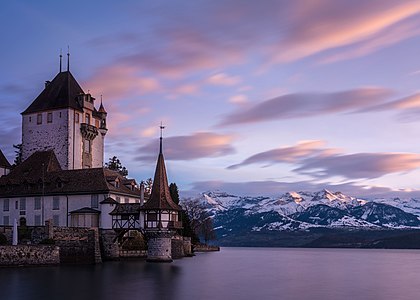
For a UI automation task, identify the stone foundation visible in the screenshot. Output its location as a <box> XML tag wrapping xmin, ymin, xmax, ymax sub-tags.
<box><xmin>100</xmin><ymin>229</ymin><xmax>119</xmax><ymax>260</ymax></box>
<box><xmin>0</xmin><ymin>245</ymin><xmax>59</xmax><ymax>266</ymax></box>
<box><xmin>146</xmin><ymin>231</ymin><xmax>173</xmax><ymax>262</ymax></box>
<box><xmin>171</xmin><ymin>235</ymin><xmax>184</xmax><ymax>259</ymax></box>
<box><xmin>183</xmin><ymin>237</ymin><xmax>193</xmax><ymax>256</ymax></box>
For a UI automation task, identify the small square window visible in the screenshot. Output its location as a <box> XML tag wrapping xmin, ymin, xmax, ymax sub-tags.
<box><xmin>34</xmin><ymin>197</ymin><xmax>41</xmax><ymax>210</ymax></box>
<box><xmin>91</xmin><ymin>195</ymin><xmax>99</xmax><ymax>208</ymax></box>
<box><xmin>20</xmin><ymin>198</ymin><xmax>26</xmax><ymax>210</ymax></box>
<box><xmin>53</xmin><ymin>196</ymin><xmax>60</xmax><ymax>210</ymax></box>
<box><xmin>3</xmin><ymin>199</ymin><xmax>9</xmax><ymax>211</ymax></box>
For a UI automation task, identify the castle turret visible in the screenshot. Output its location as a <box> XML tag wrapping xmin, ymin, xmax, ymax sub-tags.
<box><xmin>142</xmin><ymin>125</ymin><xmax>182</xmax><ymax>262</ymax></box>
<box><xmin>98</xmin><ymin>98</ymin><xmax>108</xmax><ymax>136</ymax></box>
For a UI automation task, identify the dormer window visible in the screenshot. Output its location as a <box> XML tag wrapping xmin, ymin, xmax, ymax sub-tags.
<box><xmin>115</xmin><ymin>179</ymin><xmax>120</xmax><ymax>188</ymax></box>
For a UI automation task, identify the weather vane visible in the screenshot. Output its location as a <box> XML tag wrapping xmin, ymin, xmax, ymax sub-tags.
<box><xmin>160</xmin><ymin>121</ymin><xmax>165</xmax><ymax>138</ymax></box>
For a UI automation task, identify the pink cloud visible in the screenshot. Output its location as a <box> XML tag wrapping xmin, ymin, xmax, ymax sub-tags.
<box><xmin>207</xmin><ymin>73</ymin><xmax>241</xmax><ymax>86</ymax></box>
<box><xmin>272</xmin><ymin>0</ymin><xmax>420</xmax><ymax>62</ymax></box>
<box><xmin>228</xmin><ymin>140</ymin><xmax>327</xmax><ymax>169</ymax></box>
<box><xmin>295</xmin><ymin>152</ymin><xmax>420</xmax><ymax>179</ymax></box>
<box><xmin>83</xmin><ymin>65</ymin><xmax>160</xmax><ymax>100</ymax></box>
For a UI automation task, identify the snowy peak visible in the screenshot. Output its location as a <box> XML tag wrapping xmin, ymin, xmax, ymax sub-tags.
<box><xmin>184</xmin><ymin>189</ymin><xmax>420</xmax><ymax>232</ymax></box>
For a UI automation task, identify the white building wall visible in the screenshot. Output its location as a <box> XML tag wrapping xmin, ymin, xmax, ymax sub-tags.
<box><xmin>22</xmin><ymin>109</ymin><xmax>69</xmax><ymax>169</ymax></box>
<box><xmin>92</xmin><ymin>132</ymin><xmax>105</xmax><ymax>168</ymax></box>
<box><xmin>67</xmin><ymin>109</ymin><xmax>84</xmax><ymax>170</ymax></box>
<box><xmin>0</xmin><ymin>192</ymin><xmax>140</xmax><ymax>229</ymax></box>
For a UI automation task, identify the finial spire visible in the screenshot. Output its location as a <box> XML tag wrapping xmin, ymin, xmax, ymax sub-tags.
<box><xmin>67</xmin><ymin>45</ymin><xmax>70</xmax><ymax>71</ymax></box>
<box><xmin>159</xmin><ymin>122</ymin><xmax>165</xmax><ymax>154</ymax></box>
<box><xmin>59</xmin><ymin>48</ymin><xmax>62</xmax><ymax>73</ymax></box>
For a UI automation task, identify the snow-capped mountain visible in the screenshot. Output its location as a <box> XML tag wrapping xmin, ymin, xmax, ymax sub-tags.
<box><xmin>184</xmin><ymin>189</ymin><xmax>420</xmax><ymax>232</ymax></box>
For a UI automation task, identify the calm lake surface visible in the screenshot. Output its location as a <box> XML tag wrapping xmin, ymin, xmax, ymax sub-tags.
<box><xmin>1</xmin><ymin>247</ymin><xmax>420</xmax><ymax>300</ymax></box>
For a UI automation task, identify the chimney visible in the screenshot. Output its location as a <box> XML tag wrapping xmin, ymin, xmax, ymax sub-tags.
<box><xmin>140</xmin><ymin>181</ymin><xmax>145</xmax><ymax>205</ymax></box>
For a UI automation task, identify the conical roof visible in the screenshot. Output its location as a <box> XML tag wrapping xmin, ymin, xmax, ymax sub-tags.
<box><xmin>22</xmin><ymin>71</ymin><xmax>84</xmax><ymax>115</ymax></box>
<box><xmin>98</xmin><ymin>101</ymin><xmax>107</xmax><ymax>113</ymax></box>
<box><xmin>142</xmin><ymin>139</ymin><xmax>181</xmax><ymax>211</ymax></box>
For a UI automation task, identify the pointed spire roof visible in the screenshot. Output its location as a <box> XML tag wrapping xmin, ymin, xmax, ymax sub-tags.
<box><xmin>142</xmin><ymin>132</ymin><xmax>181</xmax><ymax>211</ymax></box>
<box><xmin>98</xmin><ymin>97</ymin><xmax>107</xmax><ymax>113</ymax></box>
<box><xmin>22</xmin><ymin>71</ymin><xmax>84</xmax><ymax>115</ymax></box>
<box><xmin>0</xmin><ymin>149</ymin><xmax>11</xmax><ymax>169</ymax></box>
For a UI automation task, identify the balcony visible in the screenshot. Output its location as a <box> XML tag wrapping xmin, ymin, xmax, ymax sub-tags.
<box><xmin>80</xmin><ymin>123</ymin><xmax>98</xmax><ymax>140</ymax></box>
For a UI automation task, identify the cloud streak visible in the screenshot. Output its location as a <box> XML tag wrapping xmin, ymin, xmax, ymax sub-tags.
<box><xmin>136</xmin><ymin>132</ymin><xmax>235</xmax><ymax>161</ymax></box>
<box><xmin>219</xmin><ymin>87</ymin><xmax>392</xmax><ymax>126</ymax></box>
<box><xmin>229</xmin><ymin>140</ymin><xmax>420</xmax><ymax>180</ymax></box>
<box><xmin>228</xmin><ymin>140</ymin><xmax>327</xmax><ymax>169</ymax></box>
<box><xmin>295</xmin><ymin>152</ymin><xmax>420</xmax><ymax>179</ymax></box>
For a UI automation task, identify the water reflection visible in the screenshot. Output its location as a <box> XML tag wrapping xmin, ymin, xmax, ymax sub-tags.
<box><xmin>2</xmin><ymin>248</ymin><xmax>420</xmax><ymax>300</ymax></box>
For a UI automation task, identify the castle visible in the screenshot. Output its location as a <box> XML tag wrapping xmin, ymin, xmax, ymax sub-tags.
<box><xmin>0</xmin><ymin>58</ymin><xmax>182</xmax><ymax>243</ymax></box>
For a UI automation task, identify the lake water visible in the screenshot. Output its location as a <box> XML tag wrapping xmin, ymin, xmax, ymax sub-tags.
<box><xmin>1</xmin><ymin>247</ymin><xmax>420</xmax><ymax>300</ymax></box>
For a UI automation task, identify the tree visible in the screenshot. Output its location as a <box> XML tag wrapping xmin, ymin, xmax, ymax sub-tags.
<box><xmin>144</xmin><ymin>178</ymin><xmax>153</xmax><ymax>197</ymax></box>
<box><xmin>169</xmin><ymin>183</ymin><xmax>180</xmax><ymax>204</ymax></box>
<box><xmin>105</xmin><ymin>156</ymin><xmax>128</xmax><ymax>176</ymax></box>
<box><xmin>200</xmin><ymin>217</ymin><xmax>216</xmax><ymax>244</ymax></box>
<box><xmin>13</xmin><ymin>143</ymin><xmax>22</xmax><ymax>166</ymax></box>
<box><xmin>181</xmin><ymin>199</ymin><xmax>216</xmax><ymax>244</ymax></box>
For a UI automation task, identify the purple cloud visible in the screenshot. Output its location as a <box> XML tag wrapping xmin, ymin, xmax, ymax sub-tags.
<box><xmin>219</xmin><ymin>88</ymin><xmax>392</xmax><ymax>126</ymax></box>
<box><xmin>295</xmin><ymin>152</ymin><xmax>420</xmax><ymax>179</ymax></box>
<box><xmin>135</xmin><ymin>132</ymin><xmax>235</xmax><ymax>161</ymax></box>
<box><xmin>227</xmin><ymin>140</ymin><xmax>327</xmax><ymax>169</ymax></box>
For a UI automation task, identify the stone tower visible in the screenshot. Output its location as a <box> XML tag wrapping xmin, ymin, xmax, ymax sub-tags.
<box><xmin>21</xmin><ymin>68</ymin><xmax>107</xmax><ymax>170</ymax></box>
<box><xmin>142</xmin><ymin>126</ymin><xmax>182</xmax><ymax>262</ymax></box>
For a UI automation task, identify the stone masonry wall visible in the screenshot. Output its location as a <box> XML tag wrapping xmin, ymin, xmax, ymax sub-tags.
<box><xmin>99</xmin><ymin>229</ymin><xmax>119</xmax><ymax>260</ymax></box>
<box><xmin>0</xmin><ymin>245</ymin><xmax>59</xmax><ymax>266</ymax></box>
<box><xmin>147</xmin><ymin>233</ymin><xmax>172</xmax><ymax>262</ymax></box>
<box><xmin>53</xmin><ymin>227</ymin><xmax>98</xmax><ymax>264</ymax></box>
<box><xmin>171</xmin><ymin>235</ymin><xmax>184</xmax><ymax>259</ymax></box>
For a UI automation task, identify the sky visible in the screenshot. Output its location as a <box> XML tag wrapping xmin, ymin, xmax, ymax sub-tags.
<box><xmin>1</xmin><ymin>0</ymin><xmax>420</xmax><ymax>198</ymax></box>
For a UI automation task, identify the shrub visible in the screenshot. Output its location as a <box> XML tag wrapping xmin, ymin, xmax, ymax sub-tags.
<box><xmin>0</xmin><ymin>233</ymin><xmax>7</xmax><ymax>245</ymax></box>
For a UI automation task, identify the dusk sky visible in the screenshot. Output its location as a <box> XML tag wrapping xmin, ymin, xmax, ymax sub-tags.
<box><xmin>1</xmin><ymin>0</ymin><xmax>420</xmax><ymax>198</ymax></box>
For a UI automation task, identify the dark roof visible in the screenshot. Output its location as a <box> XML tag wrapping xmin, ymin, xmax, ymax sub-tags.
<box><xmin>98</xmin><ymin>101</ymin><xmax>107</xmax><ymax>114</ymax></box>
<box><xmin>22</xmin><ymin>71</ymin><xmax>84</xmax><ymax>115</ymax></box>
<box><xmin>142</xmin><ymin>142</ymin><xmax>181</xmax><ymax>211</ymax></box>
<box><xmin>4</xmin><ymin>150</ymin><xmax>62</xmax><ymax>182</ymax></box>
<box><xmin>69</xmin><ymin>207</ymin><xmax>101</xmax><ymax>214</ymax></box>
<box><xmin>0</xmin><ymin>151</ymin><xmax>142</xmax><ymax>198</ymax></box>
<box><xmin>0</xmin><ymin>149</ymin><xmax>11</xmax><ymax>168</ymax></box>
<box><xmin>100</xmin><ymin>197</ymin><xmax>118</xmax><ymax>205</ymax></box>
<box><xmin>110</xmin><ymin>203</ymin><xmax>142</xmax><ymax>215</ymax></box>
